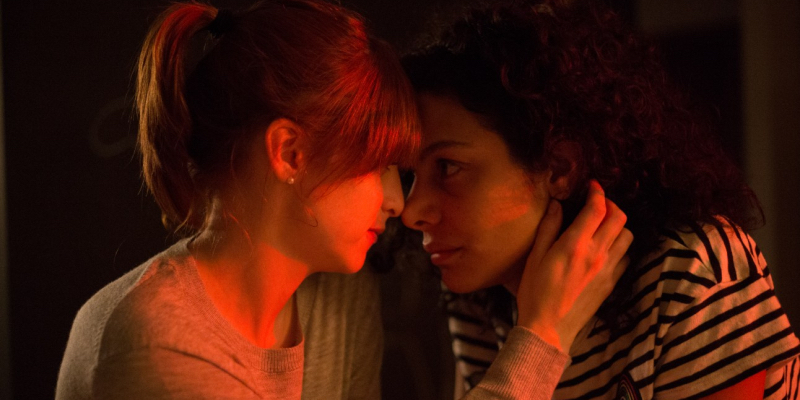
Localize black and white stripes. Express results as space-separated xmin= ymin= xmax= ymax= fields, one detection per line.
xmin=447 ymin=220 xmax=800 ymax=399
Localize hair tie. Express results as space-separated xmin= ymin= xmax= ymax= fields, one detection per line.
xmin=207 ymin=9 xmax=235 ymax=39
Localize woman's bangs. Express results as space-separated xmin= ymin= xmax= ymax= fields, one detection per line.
xmin=369 ymin=57 xmax=421 ymax=171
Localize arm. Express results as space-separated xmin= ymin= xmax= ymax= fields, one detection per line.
xmin=461 ymin=327 xmax=569 ymax=400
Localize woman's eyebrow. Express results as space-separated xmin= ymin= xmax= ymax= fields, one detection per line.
xmin=419 ymin=140 xmax=471 ymax=160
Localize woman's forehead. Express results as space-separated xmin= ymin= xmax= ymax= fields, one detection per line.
xmin=418 ymin=93 xmax=510 ymax=158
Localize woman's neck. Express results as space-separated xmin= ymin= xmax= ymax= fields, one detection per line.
xmin=190 ymin=223 xmax=309 ymax=349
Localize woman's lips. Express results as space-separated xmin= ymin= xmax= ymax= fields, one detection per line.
xmin=424 ymin=244 xmax=462 ymax=266
xmin=367 ymin=229 xmax=383 ymax=244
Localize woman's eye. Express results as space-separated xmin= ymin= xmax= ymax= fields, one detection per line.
xmin=436 ymin=159 xmax=461 ymax=178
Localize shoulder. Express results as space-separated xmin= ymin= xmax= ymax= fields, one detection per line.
xmin=66 ymin=251 xmax=171 ymax=355
xmin=666 ymin=218 xmax=766 ymax=284
xmin=58 ymin=243 xmax=191 ymax=396
xmin=643 ymin=218 xmax=767 ymax=293
xmin=101 ymin=253 xmax=201 ymax=356
xmin=57 ymin=260 xmax=153 ymax=398
xmin=71 ymin=241 xmax=202 ymax=360
xmin=624 ymin=217 xmax=775 ymax=320
xmin=635 ymin=220 xmax=800 ymax=398
xmin=69 ymin=262 xmax=152 ymax=345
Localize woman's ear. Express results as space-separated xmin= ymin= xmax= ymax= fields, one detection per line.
xmin=546 ymin=140 xmax=581 ymax=200
xmin=547 ymin=173 xmax=571 ymax=200
xmin=264 ymin=118 xmax=306 ymax=183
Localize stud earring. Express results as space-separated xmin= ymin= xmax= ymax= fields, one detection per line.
xmin=287 ymin=177 xmax=295 ymax=185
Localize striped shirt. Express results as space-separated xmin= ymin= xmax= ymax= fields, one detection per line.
xmin=447 ymin=221 xmax=800 ymax=399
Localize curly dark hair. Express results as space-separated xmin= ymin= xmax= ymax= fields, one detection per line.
xmin=402 ymin=0 xmax=763 ymax=327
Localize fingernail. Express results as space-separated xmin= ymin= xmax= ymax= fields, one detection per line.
xmin=590 ymin=180 xmax=603 ymax=193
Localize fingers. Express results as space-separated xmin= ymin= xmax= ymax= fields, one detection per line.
xmin=527 ymin=200 xmax=563 ymax=267
xmin=613 ymin=255 xmax=630 ymax=283
xmin=592 ymin=198 xmax=628 ymax=249
xmin=583 ymin=228 xmax=630 ymax=295
xmin=608 ymin=228 xmax=634 ymax=263
xmin=583 ymin=228 xmax=630 ymax=297
xmin=565 ymin=180 xmax=629 ymax=254
xmin=566 ymin=180 xmax=606 ymax=239
xmin=598 ymin=254 xmax=630 ymax=299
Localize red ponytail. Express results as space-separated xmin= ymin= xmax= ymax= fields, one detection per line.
xmin=136 ymin=3 xmax=216 ymax=230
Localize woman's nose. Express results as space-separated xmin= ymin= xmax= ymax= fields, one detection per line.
xmin=381 ymin=166 xmax=404 ymax=218
xmin=401 ymin=177 xmax=439 ymax=230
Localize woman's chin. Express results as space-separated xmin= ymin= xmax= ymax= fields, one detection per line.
xmin=441 ymin=265 xmax=514 ymax=294
xmin=441 ymin=271 xmax=484 ymax=294
xmin=315 ymin=252 xmax=367 ymax=275
xmin=339 ymin=257 xmax=367 ymax=274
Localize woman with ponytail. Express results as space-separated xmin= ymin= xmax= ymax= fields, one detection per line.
xmin=55 ymin=1 xmax=417 ymax=398
xmin=56 ymin=0 xmax=633 ymax=398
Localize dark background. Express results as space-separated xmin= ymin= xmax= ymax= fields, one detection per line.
xmin=2 ymin=0 xmax=799 ymax=399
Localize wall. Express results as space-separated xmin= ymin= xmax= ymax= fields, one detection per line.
xmin=740 ymin=0 xmax=800 ymax=331
xmin=0 ymin=1 xmax=11 ymax=398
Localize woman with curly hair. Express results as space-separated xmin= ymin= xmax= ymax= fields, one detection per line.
xmin=402 ymin=1 xmax=800 ymax=399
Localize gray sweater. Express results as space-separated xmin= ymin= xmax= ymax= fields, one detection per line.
xmin=56 ymin=239 xmax=567 ymax=399
xmin=55 ymin=240 xmax=383 ymax=399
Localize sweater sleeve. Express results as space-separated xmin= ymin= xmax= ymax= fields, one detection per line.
xmin=462 ymin=327 xmax=570 ymax=400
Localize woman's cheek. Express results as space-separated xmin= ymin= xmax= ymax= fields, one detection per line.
xmin=440 ymin=172 xmax=471 ymax=197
